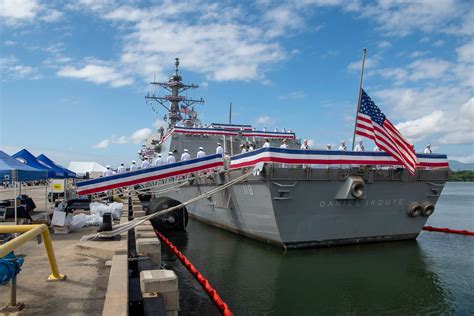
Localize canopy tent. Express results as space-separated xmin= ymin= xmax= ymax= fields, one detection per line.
xmin=68 ymin=161 xmax=107 ymax=179
xmin=37 ymin=154 xmax=76 ymax=178
xmin=0 ymin=150 xmax=48 ymax=182
xmin=12 ymin=149 xmax=62 ymax=179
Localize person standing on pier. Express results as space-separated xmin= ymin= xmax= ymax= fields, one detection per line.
xmin=181 ymin=149 xmax=191 ymax=161
xmin=197 ymin=147 xmax=206 ymax=158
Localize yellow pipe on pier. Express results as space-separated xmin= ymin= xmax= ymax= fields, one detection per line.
xmin=0 ymin=224 xmax=66 ymax=281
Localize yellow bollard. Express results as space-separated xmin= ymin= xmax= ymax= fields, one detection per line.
xmin=0 ymin=224 xmax=66 ymax=281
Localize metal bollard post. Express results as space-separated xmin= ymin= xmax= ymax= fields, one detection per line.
xmin=0 ymin=275 xmax=25 ymax=312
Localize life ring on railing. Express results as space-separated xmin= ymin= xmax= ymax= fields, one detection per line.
xmin=350 ymin=182 xmax=365 ymax=199
xmin=422 ymin=202 xmax=435 ymax=216
xmin=407 ymin=202 xmax=422 ymax=217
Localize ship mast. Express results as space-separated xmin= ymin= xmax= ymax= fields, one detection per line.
xmin=145 ymin=58 xmax=204 ymax=128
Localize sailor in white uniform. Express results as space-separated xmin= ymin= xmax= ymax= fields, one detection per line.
xmin=338 ymin=141 xmax=347 ymax=151
xmin=154 ymin=154 xmax=164 ymax=167
xmin=216 ymin=143 xmax=224 ymax=155
xmin=167 ymin=152 xmax=176 ymax=164
xmin=240 ymin=144 xmax=247 ymax=153
xmin=280 ymin=139 xmax=289 ymax=149
xmin=300 ymin=139 xmax=309 ymax=150
xmin=263 ymin=126 xmax=267 ymax=132
xmin=141 ymin=157 xmax=150 ymax=169
xmin=263 ymin=138 xmax=271 ymax=148
xmin=181 ymin=149 xmax=191 ymax=161
xmin=197 ymin=147 xmax=206 ymax=158
xmin=117 ymin=163 xmax=125 ymax=174
xmin=103 ymin=165 xmax=114 ymax=177
xmin=424 ymin=144 xmax=432 ymax=154
xmin=274 ymin=128 xmax=278 ymax=132
xmin=129 ymin=160 xmax=138 ymax=171
xmin=354 ymin=140 xmax=365 ymax=151
xmin=373 ymin=145 xmax=381 ymax=152
xmin=248 ymin=144 xmax=255 ymax=151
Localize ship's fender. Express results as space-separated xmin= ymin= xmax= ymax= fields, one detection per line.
xmin=421 ymin=202 xmax=435 ymax=216
xmin=148 ymin=197 xmax=189 ymax=231
xmin=407 ymin=202 xmax=422 ymax=217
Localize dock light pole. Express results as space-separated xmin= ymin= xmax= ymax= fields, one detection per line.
xmin=351 ymin=48 xmax=367 ymax=151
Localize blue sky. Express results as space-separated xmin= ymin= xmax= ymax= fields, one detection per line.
xmin=1 ymin=0 xmax=473 ymax=167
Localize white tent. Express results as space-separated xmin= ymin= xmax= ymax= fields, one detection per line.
xmin=68 ymin=161 xmax=107 ymax=179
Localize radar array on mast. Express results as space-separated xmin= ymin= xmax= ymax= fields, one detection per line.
xmin=145 ymin=58 xmax=204 ymax=127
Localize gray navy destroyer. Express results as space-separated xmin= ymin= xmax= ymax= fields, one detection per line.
xmin=141 ymin=58 xmax=450 ymax=249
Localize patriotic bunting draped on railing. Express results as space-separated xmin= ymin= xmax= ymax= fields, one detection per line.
xmin=159 ymin=127 xmax=296 ymax=144
xmin=230 ymin=147 xmax=449 ymax=170
xmin=76 ymin=154 xmax=224 ymax=195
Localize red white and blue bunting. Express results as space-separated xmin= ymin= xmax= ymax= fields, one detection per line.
xmin=76 ymin=154 xmax=223 ymax=196
xmin=230 ymin=147 xmax=449 ymax=169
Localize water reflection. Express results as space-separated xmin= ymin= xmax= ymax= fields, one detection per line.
xmin=165 ymin=219 xmax=453 ymax=315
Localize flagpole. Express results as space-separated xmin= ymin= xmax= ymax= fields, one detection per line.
xmin=351 ymin=48 xmax=367 ymax=150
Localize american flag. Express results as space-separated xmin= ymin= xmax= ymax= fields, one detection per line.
xmin=180 ymin=105 xmax=189 ymax=114
xmin=355 ymin=89 xmax=419 ymax=174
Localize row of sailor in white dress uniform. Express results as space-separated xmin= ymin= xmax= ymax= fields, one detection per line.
xmin=104 ymin=139 xmax=433 ymax=176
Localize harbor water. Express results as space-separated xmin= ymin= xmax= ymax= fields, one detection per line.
xmin=163 ymin=182 xmax=474 ymax=315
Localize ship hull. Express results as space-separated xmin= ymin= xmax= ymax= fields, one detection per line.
xmin=153 ymin=167 xmax=448 ymax=249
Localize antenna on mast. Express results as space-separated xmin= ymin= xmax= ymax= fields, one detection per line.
xmin=145 ymin=58 xmax=204 ymax=128
xmin=229 ymin=102 xmax=232 ymax=124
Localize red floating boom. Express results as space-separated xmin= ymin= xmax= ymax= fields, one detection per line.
xmin=423 ymin=226 xmax=474 ymax=236
xmin=155 ymin=231 xmax=233 ymax=316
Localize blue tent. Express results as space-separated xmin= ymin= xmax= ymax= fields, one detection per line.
xmin=12 ymin=149 xmax=62 ymax=179
xmin=0 ymin=151 xmax=48 ymax=182
xmin=37 ymin=154 xmax=76 ymax=178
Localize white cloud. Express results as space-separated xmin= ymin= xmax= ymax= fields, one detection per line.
xmin=256 ymin=115 xmax=274 ymax=125
xmin=456 ymin=42 xmax=474 ymax=64
xmin=279 ymin=90 xmax=306 ymax=100
xmin=152 ymin=119 xmax=167 ymax=130
xmin=410 ymin=51 xmax=428 ymax=58
xmin=377 ymin=40 xmax=391 ymax=49
xmin=347 ymin=56 xmax=380 ymax=72
xmin=396 ymin=98 xmax=474 ymax=144
xmin=93 ymin=139 xmax=110 ymax=149
xmin=39 ymin=8 xmax=62 ymax=22
xmin=433 ymin=39 xmax=445 ymax=47
xmin=407 ymin=58 xmax=451 ymax=81
xmin=0 ymin=0 xmax=63 ymax=26
xmin=57 ymin=63 xmax=133 ymax=87
xmin=4 ymin=40 xmax=16 ymax=46
xmin=263 ymin=5 xmax=304 ymax=38
xmin=0 ymin=55 xmax=40 ymax=80
xmin=359 ymin=0 xmax=466 ymax=36
xmin=130 ymin=128 xmax=152 ymax=144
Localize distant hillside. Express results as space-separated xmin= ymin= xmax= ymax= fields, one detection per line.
xmin=449 ymin=160 xmax=474 ymax=171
